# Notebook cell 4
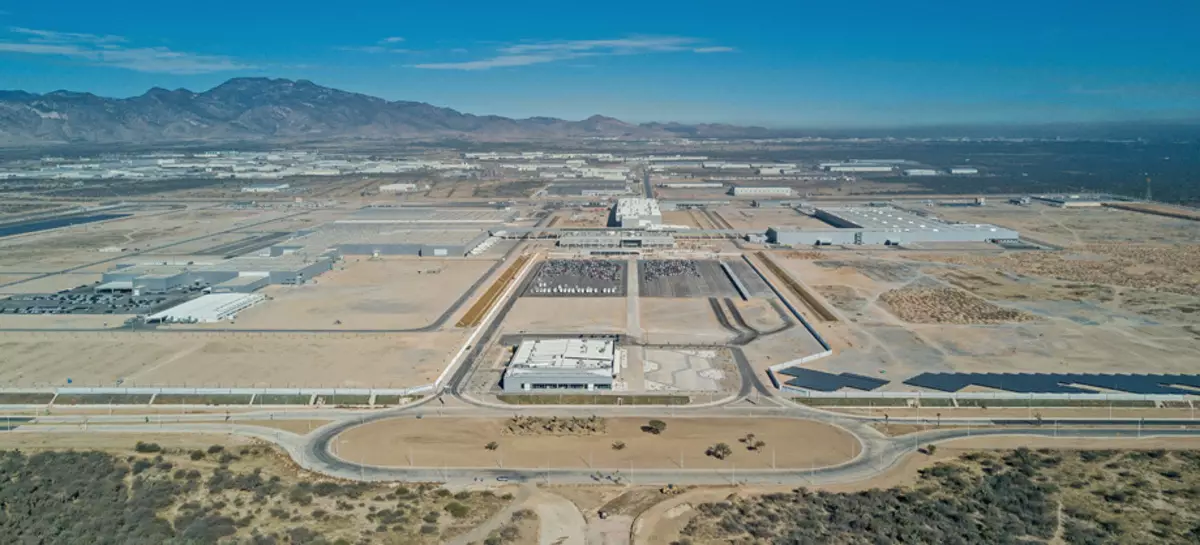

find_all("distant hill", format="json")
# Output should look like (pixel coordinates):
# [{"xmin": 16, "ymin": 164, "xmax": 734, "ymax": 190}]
[{"xmin": 0, "ymin": 78, "xmax": 775, "ymax": 145}]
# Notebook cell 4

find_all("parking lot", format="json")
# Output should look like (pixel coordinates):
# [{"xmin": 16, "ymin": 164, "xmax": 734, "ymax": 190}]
[
  {"xmin": 0, "ymin": 285, "xmax": 200, "ymax": 316},
  {"xmin": 638, "ymin": 260, "xmax": 738, "ymax": 298},
  {"xmin": 523, "ymin": 259, "xmax": 627, "ymax": 297}
]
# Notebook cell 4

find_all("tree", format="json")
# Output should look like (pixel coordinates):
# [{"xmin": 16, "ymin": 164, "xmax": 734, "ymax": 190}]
[
  {"xmin": 752, "ymin": 440, "xmax": 766, "ymax": 452},
  {"xmin": 485, "ymin": 441, "xmax": 499, "ymax": 451},
  {"xmin": 925, "ymin": 444, "xmax": 937, "ymax": 456},
  {"xmin": 645, "ymin": 420, "xmax": 667, "ymax": 435},
  {"xmin": 612, "ymin": 441, "xmax": 626, "ymax": 451},
  {"xmin": 707, "ymin": 443, "xmax": 733, "ymax": 460}
]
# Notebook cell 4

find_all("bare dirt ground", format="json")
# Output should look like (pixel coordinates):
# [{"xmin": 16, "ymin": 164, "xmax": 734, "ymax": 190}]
[
  {"xmin": 660, "ymin": 211, "xmax": 703, "ymax": 229},
  {"xmin": 0, "ymin": 273, "xmax": 101, "ymax": 294},
  {"xmin": 336, "ymin": 417, "xmax": 858, "ymax": 470},
  {"xmin": 640, "ymin": 298, "xmax": 733, "ymax": 345},
  {"xmin": 879, "ymin": 286, "xmax": 1037, "ymax": 324},
  {"xmin": 0, "ymin": 207, "xmax": 286, "ymax": 271},
  {"xmin": 773, "ymin": 245, "xmax": 1200, "ymax": 382},
  {"xmin": 0, "ymin": 432, "xmax": 252, "ymax": 451},
  {"xmin": 936, "ymin": 205, "xmax": 1200, "ymax": 247},
  {"xmin": 0, "ymin": 330, "xmax": 463, "ymax": 387},
  {"xmin": 503, "ymin": 297, "xmax": 627, "ymax": 334},
  {"xmin": 217, "ymin": 258, "xmax": 494, "ymax": 330},
  {"xmin": 0, "ymin": 313, "xmax": 131, "ymax": 329},
  {"xmin": 554, "ymin": 208, "xmax": 610, "ymax": 228},
  {"xmin": 731, "ymin": 298, "xmax": 786, "ymax": 332}
]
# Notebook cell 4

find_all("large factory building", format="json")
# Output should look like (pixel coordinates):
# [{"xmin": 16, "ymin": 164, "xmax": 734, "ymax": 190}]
[
  {"xmin": 502, "ymin": 338, "xmax": 621, "ymax": 392},
  {"xmin": 612, "ymin": 198, "xmax": 662, "ymax": 228},
  {"xmin": 768, "ymin": 206, "xmax": 1019, "ymax": 246}
]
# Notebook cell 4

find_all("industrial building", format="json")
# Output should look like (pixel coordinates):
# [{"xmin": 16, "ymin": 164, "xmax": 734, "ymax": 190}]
[
  {"xmin": 823, "ymin": 164, "xmax": 896, "ymax": 173},
  {"xmin": 1032, "ymin": 194, "xmax": 1125, "ymax": 207},
  {"xmin": 768, "ymin": 206, "xmax": 1019, "ymax": 246},
  {"xmin": 241, "ymin": 183, "xmax": 290, "ymax": 193},
  {"xmin": 100, "ymin": 253, "xmax": 335, "ymax": 294},
  {"xmin": 950, "ymin": 167, "xmax": 979, "ymax": 175},
  {"xmin": 612, "ymin": 198, "xmax": 663, "ymax": 228},
  {"xmin": 659, "ymin": 182, "xmax": 724, "ymax": 189},
  {"xmin": 557, "ymin": 231, "xmax": 675, "ymax": 248},
  {"xmin": 146, "ymin": 293, "xmax": 266, "ymax": 323},
  {"xmin": 379, "ymin": 183, "xmax": 419, "ymax": 193},
  {"xmin": 297, "ymin": 224, "xmax": 493, "ymax": 257},
  {"xmin": 731, "ymin": 186, "xmax": 793, "ymax": 197},
  {"xmin": 502, "ymin": 338, "xmax": 621, "ymax": 392},
  {"xmin": 903, "ymin": 169, "xmax": 940, "ymax": 177}
]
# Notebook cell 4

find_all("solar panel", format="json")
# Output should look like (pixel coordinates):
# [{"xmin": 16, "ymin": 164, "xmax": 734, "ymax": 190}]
[
  {"xmin": 781, "ymin": 368, "xmax": 890, "ymax": 391},
  {"xmin": 903, "ymin": 372, "xmax": 1200, "ymax": 394}
]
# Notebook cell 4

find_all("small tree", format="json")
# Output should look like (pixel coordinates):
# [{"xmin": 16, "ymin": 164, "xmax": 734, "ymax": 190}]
[
  {"xmin": 925, "ymin": 444, "xmax": 937, "ymax": 456},
  {"xmin": 707, "ymin": 443, "xmax": 733, "ymax": 460},
  {"xmin": 752, "ymin": 440, "xmax": 766, "ymax": 452},
  {"xmin": 645, "ymin": 420, "xmax": 667, "ymax": 435},
  {"xmin": 612, "ymin": 441, "xmax": 626, "ymax": 451},
  {"xmin": 485, "ymin": 441, "xmax": 499, "ymax": 451}
]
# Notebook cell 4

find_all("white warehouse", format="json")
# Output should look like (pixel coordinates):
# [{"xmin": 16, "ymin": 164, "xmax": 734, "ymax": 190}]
[
  {"xmin": 731, "ymin": 186, "xmax": 793, "ymax": 197},
  {"xmin": 379, "ymin": 183, "xmax": 419, "ymax": 192},
  {"xmin": 613, "ymin": 198, "xmax": 663, "ymax": 228},
  {"xmin": 502, "ymin": 338, "xmax": 621, "ymax": 392},
  {"xmin": 146, "ymin": 293, "xmax": 266, "ymax": 323},
  {"xmin": 241, "ymin": 183, "xmax": 290, "ymax": 193}
]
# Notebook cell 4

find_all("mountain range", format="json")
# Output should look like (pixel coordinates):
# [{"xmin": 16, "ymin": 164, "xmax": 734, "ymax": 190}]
[{"xmin": 0, "ymin": 78, "xmax": 770, "ymax": 145}]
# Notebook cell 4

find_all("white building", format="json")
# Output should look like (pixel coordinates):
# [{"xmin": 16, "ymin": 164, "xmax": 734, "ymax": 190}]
[
  {"xmin": 241, "ymin": 183, "xmax": 290, "ymax": 193},
  {"xmin": 502, "ymin": 338, "xmax": 620, "ymax": 392},
  {"xmin": 825, "ymin": 164, "xmax": 896, "ymax": 173},
  {"xmin": 660, "ymin": 182, "xmax": 724, "ymax": 189},
  {"xmin": 950, "ymin": 167, "xmax": 979, "ymax": 175},
  {"xmin": 379, "ymin": 183, "xmax": 419, "ymax": 193},
  {"xmin": 614, "ymin": 198, "xmax": 663, "ymax": 228},
  {"xmin": 731, "ymin": 186, "xmax": 793, "ymax": 197},
  {"xmin": 903, "ymin": 169, "xmax": 940, "ymax": 177},
  {"xmin": 146, "ymin": 293, "xmax": 266, "ymax": 323}
]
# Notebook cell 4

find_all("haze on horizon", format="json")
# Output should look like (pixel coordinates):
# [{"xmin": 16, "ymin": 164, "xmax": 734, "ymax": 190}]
[{"xmin": 1, "ymin": 0, "xmax": 1198, "ymax": 128}]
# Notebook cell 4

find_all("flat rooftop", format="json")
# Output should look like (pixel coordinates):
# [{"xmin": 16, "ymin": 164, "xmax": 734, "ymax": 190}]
[
  {"xmin": 510, "ymin": 338, "xmax": 617, "ymax": 371},
  {"xmin": 814, "ymin": 206, "xmax": 1013, "ymax": 234},
  {"xmin": 339, "ymin": 208, "xmax": 514, "ymax": 224}
]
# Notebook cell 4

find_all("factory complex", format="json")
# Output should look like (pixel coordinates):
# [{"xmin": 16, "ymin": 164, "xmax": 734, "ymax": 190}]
[
  {"xmin": 768, "ymin": 205, "xmax": 1019, "ymax": 246},
  {"xmin": 613, "ymin": 198, "xmax": 663, "ymax": 228},
  {"xmin": 502, "ymin": 338, "xmax": 622, "ymax": 392}
]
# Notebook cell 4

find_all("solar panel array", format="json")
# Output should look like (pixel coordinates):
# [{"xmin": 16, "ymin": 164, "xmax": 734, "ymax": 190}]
[
  {"xmin": 904, "ymin": 372, "xmax": 1200, "ymax": 395},
  {"xmin": 778, "ymin": 367, "xmax": 889, "ymax": 392}
]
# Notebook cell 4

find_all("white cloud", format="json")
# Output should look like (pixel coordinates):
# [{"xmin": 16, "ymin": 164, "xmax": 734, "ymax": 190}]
[
  {"xmin": 412, "ymin": 35, "xmax": 733, "ymax": 70},
  {"xmin": 337, "ymin": 45, "xmax": 411, "ymax": 54},
  {"xmin": 380, "ymin": 36, "xmax": 405, "ymax": 44},
  {"xmin": 0, "ymin": 26, "xmax": 252, "ymax": 74}
]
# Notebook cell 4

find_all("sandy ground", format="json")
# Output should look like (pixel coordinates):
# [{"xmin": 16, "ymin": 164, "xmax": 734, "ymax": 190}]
[
  {"xmin": 335, "ymin": 417, "xmax": 858, "ymax": 470},
  {"xmin": 0, "ymin": 208, "xmax": 288, "ymax": 271},
  {"xmin": 503, "ymin": 297, "xmax": 627, "ymax": 334},
  {"xmin": 935, "ymin": 204, "xmax": 1200, "ymax": 247},
  {"xmin": 0, "ymin": 314, "xmax": 132, "ymax": 329},
  {"xmin": 215, "ymin": 258, "xmax": 494, "ymax": 330},
  {"xmin": 0, "ymin": 330, "xmax": 464, "ymax": 387},
  {"xmin": 771, "ymin": 250, "xmax": 1200, "ymax": 383},
  {"xmin": 0, "ymin": 432, "xmax": 252, "ymax": 451},
  {"xmin": 731, "ymin": 298, "xmax": 786, "ymax": 332},
  {"xmin": 0, "ymin": 273, "xmax": 102, "ymax": 294},
  {"xmin": 639, "ymin": 298, "xmax": 733, "ymax": 345}
]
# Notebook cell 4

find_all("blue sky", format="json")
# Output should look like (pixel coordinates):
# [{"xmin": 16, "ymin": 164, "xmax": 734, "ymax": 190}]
[{"xmin": 1, "ymin": 0, "xmax": 1198, "ymax": 127}]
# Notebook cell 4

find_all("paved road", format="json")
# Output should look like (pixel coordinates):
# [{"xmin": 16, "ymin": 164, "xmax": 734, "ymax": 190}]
[{"xmin": 21, "ymin": 400, "xmax": 1200, "ymax": 487}]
